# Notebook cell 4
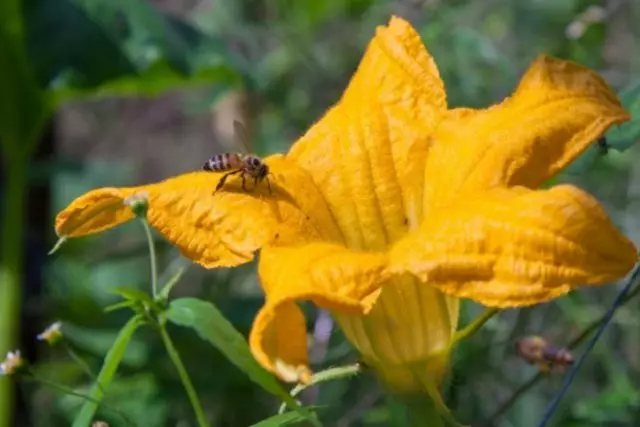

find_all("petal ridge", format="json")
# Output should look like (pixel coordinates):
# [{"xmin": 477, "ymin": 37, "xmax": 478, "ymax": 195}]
[
  {"xmin": 54, "ymin": 156, "xmax": 340, "ymax": 268},
  {"xmin": 423, "ymin": 55, "xmax": 630, "ymax": 213},
  {"xmin": 393, "ymin": 185, "xmax": 638, "ymax": 307},
  {"xmin": 288, "ymin": 16, "xmax": 446, "ymax": 249},
  {"xmin": 250, "ymin": 243, "xmax": 389, "ymax": 380}
]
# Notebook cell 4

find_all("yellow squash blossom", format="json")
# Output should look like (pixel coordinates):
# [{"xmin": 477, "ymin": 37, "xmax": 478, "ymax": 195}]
[{"xmin": 55, "ymin": 16, "xmax": 637, "ymax": 407}]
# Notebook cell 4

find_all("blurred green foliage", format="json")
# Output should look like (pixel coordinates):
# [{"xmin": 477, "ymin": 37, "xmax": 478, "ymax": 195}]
[{"xmin": 1, "ymin": 0, "xmax": 639, "ymax": 426}]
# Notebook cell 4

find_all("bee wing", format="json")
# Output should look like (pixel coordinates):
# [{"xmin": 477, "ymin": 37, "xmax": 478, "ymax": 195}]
[{"xmin": 233, "ymin": 120, "xmax": 252, "ymax": 154}]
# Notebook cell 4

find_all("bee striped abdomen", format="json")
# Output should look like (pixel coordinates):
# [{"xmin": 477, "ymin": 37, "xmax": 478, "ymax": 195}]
[{"xmin": 202, "ymin": 153, "xmax": 241, "ymax": 172}]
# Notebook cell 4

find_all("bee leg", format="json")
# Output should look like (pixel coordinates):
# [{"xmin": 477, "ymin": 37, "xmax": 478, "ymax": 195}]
[
  {"xmin": 214, "ymin": 170, "xmax": 242, "ymax": 194},
  {"xmin": 241, "ymin": 173, "xmax": 248, "ymax": 192},
  {"xmin": 265, "ymin": 176, "xmax": 272, "ymax": 194}
]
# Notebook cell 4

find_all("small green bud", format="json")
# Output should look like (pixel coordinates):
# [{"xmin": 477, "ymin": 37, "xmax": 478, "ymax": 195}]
[{"xmin": 124, "ymin": 192, "xmax": 149, "ymax": 218}]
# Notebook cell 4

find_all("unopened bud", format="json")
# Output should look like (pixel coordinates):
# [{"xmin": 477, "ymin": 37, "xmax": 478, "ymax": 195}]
[
  {"xmin": 516, "ymin": 336, "xmax": 574, "ymax": 373},
  {"xmin": 123, "ymin": 192, "xmax": 149, "ymax": 218}
]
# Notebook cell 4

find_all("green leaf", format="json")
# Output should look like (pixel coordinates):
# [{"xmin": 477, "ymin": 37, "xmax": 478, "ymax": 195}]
[
  {"xmin": 165, "ymin": 298, "xmax": 285, "ymax": 395},
  {"xmin": 24, "ymin": 0, "xmax": 244, "ymax": 105},
  {"xmin": 72, "ymin": 315, "xmax": 144, "ymax": 427},
  {"xmin": 158, "ymin": 265, "xmax": 187, "ymax": 301},
  {"xmin": 104, "ymin": 300, "xmax": 137, "ymax": 313},
  {"xmin": 166, "ymin": 298, "xmax": 319, "ymax": 426},
  {"xmin": 606, "ymin": 81, "xmax": 640, "ymax": 151},
  {"xmin": 109, "ymin": 286, "xmax": 153, "ymax": 304},
  {"xmin": 249, "ymin": 411, "xmax": 316, "ymax": 427}
]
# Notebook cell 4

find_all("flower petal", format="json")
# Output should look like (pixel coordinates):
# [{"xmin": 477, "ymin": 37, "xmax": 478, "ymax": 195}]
[
  {"xmin": 423, "ymin": 55, "xmax": 630, "ymax": 213},
  {"xmin": 392, "ymin": 185, "xmax": 638, "ymax": 307},
  {"xmin": 288, "ymin": 16, "xmax": 446, "ymax": 250},
  {"xmin": 55, "ymin": 155, "xmax": 342, "ymax": 268},
  {"xmin": 249, "ymin": 243, "xmax": 388, "ymax": 381}
]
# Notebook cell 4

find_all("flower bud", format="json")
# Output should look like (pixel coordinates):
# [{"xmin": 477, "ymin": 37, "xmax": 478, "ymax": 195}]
[
  {"xmin": 0, "ymin": 350, "xmax": 25, "ymax": 376},
  {"xmin": 124, "ymin": 192, "xmax": 149, "ymax": 218},
  {"xmin": 516, "ymin": 336, "xmax": 574, "ymax": 373},
  {"xmin": 37, "ymin": 321, "xmax": 63, "ymax": 345}
]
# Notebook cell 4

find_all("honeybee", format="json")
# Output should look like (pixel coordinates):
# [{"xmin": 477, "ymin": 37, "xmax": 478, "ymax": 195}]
[
  {"xmin": 516, "ymin": 336, "xmax": 574, "ymax": 373},
  {"xmin": 203, "ymin": 120, "xmax": 272, "ymax": 194}
]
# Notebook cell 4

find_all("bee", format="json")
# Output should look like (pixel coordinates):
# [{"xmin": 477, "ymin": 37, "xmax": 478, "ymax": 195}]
[
  {"xmin": 516, "ymin": 336, "xmax": 574, "ymax": 373},
  {"xmin": 203, "ymin": 120, "xmax": 272, "ymax": 194}
]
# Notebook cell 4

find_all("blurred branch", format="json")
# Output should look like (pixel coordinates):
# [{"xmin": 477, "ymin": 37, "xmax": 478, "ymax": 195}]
[
  {"xmin": 302, "ymin": 310, "xmax": 334, "ymax": 406},
  {"xmin": 23, "ymin": 373, "xmax": 134, "ymax": 426},
  {"xmin": 482, "ymin": 266, "xmax": 640, "ymax": 427},
  {"xmin": 336, "ymin": 390, "xmax": 382, "ymax": 427},
  {"xmin": 536, "ymin": 264, "xmax": 640, "ymax": 426}
]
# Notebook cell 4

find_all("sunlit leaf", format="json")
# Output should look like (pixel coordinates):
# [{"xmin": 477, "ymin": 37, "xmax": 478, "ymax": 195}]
[
  {"xmin": 166, "ymin": 299, "xmax": 288, "ymax": 395},
  {"xmin": 165, "ymin": 298, "xmax": 319, "ymax": 425}
]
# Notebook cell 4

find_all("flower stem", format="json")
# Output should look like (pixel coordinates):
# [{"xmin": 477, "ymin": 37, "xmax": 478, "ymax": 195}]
[
  {"xmin": 140, "ymin": 219, "xmax": 158, "ymax": 299},
  {"xmin": 159, "ymin": 324, "xmax": 209, "ymax": 427},
  {"xmin": 401, "ymin": 395, "xmax": 445, "ymax": 427},
  {"xmin": 453, "ymin": 308, "xmax": 499, "ymax": 344}
]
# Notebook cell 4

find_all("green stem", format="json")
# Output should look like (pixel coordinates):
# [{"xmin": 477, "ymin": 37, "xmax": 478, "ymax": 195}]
[
  {"xmin": 0, "ymin": 162, "xmax": 28, "ymax": 427},
  {"xmin": 159, "ymin": 324, "xmax": 209, "ymax": 427},
  {"xmin": 278, "ymin": 363, "xmax": 361, "ymax": 414},
  {"xmin": 26, "ymin": 372, "xmax": 102, "ymax": 406},
  {"xmin": 140, "ymin": 219, "xmax": 158, "ymax": 299},
  {"xmin": 453, "ymin": 308, "xmax": 499, "ymax": 344},
  {"xmin": 72, "ymin": 315, "xmax": 143, "ymax": 427},
  {"xmin": 401, "ymin": 395, "xmax": 446, "ymax": 427}
]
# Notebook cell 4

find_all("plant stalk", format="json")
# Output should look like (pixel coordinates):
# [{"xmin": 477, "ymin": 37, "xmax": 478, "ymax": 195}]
[
  {"xmin": 453, "ymin": 308, "xmax": 499, "ymax": 344},
  {"xmin": 401, "ymin": 395, "xmax": 446, "ymax": 427},
  {"xmin": 159, "ymin": 325, "xmax": 209, "ymax": 427},
  {"xmin": 0, "ymin": 162, "xmax": 28, "ymax": 427},
  {"xmin": 140, "ymin": 219, "xmax": 158, "ymax": 299}
]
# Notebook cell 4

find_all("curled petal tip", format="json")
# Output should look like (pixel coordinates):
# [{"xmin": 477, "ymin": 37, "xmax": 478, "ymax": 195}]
[
  {"xmin": 48, "ymin": 237, "xmax": 67, "ymax": 255},
  {"xmin": 275, "ymin": 359, "xmax": 312, "ymax": 384}
]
